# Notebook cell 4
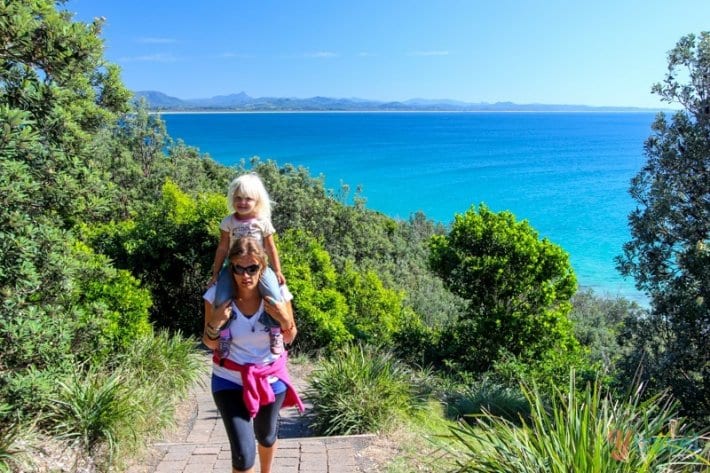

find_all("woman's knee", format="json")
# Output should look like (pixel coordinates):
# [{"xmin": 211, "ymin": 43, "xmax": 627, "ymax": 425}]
[
  {"xmin": 231, "ymin": 451, "xmax": 255, "ymax": 471},
  {"xmin": 253, "ymin": 393, "xmax": 284, "ymax": 447},
  {"xmin": 254, "ymin": 422, "xmax": 278, "ymax": 447}
]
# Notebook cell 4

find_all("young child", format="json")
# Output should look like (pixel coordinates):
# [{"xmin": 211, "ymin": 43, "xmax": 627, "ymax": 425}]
[{"xmin": 209, "ymin": 172, "xmax": 287, "ymax": 354}]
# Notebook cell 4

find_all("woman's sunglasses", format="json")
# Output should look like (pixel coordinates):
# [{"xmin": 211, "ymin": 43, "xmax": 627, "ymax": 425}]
[{"xmin": 231, "ymin": 263, "xmax": 261, "ymax": 276}]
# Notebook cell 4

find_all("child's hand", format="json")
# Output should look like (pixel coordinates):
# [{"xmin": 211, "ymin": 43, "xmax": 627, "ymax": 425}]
[{"xmin": 275, "ymin": 270, "xmax": 286, "ymax": 285}]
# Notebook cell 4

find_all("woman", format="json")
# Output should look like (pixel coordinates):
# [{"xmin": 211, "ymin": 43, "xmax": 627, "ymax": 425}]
[{"xmin": 203, "ymin": 236, "xmax": 304, "ymax": 473}]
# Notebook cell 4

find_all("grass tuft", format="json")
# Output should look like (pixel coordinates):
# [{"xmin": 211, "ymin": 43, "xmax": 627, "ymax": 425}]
[
  {"xmin": 48, "ymin": 368, "xmax": 135, "ymax": 464},
  {"xmin": 306, "ymin": 344, "xmax": 425, "ymax": 436},
  {"xmin": 445, "ymin": 373, "xmax": 709, "ymax": 472}
]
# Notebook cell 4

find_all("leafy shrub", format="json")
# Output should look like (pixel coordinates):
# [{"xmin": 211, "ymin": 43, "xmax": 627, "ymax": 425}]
[
  {"xmin": 82, "ymin": 181, "xmax": 225, "ymax": 334},
  {"xmin": 279, "ymin": 229, "xmax": 352, "ymax": 353},
  {"xmin": 72, "ymin": 241, "xmax": 152, "ymax": 360},
  {"xmin": 491, "ymin": 345, "xmax": 597, "ymax": 396},
  {"xmin": 429, "ymin": 204, "xmax": 584, "ymax": 388},
  {"xmin": 569, "ymin": 289, "xmax": 643, "ymax": 376},
  {"xmin": 306, "ymin": 344, "xmax": 424, "ymax": 435},
  {"xmin": 337, "ymin": 261, "xmax": 405, "ymax": 346},
  {"xmin": 446, "ymin": 374, "xmax": 709, "ymax": 472},
  {"xmin": 391, "ymin": 313, "xmax": 440, "ymax": 367}
]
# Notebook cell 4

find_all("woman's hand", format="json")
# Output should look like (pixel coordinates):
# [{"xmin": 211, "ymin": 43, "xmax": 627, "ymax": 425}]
[
  {"xmin": 203, "ymin": 299, "xmax": 232, "ymax": 348},
  {"xmin": 212, "ymin": 299, "xmax": 232, "ymax": 326},
  {"xmin": 264, "ymin": 296, "xmax": 297, "ymax": 344},
  {"xmin": 263, "ymin": 296, "xmax": 287, "ymax": 322}
]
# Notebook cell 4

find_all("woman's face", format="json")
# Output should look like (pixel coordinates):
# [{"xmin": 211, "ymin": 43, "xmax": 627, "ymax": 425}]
[{"xmin": 230, "ymin": 255, "xmax": 262, "ymax": 291}]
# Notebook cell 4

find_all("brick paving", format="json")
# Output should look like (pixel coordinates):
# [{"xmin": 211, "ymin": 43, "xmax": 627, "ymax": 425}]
[{"xmin": 129, "ymin": 355, "xmax": 374, "ymax": 473}]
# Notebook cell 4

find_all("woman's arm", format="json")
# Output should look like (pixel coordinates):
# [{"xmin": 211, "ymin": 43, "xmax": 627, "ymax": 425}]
[
  {"xmin": 264, "ymin": 297, "xmax": 297, "ymax": 344},
  {"xmin": 202, "ymin": 299, "xmax": 232, "ymax": 349},
  {"xmin": 263, "ymin": 234, "xmax": 285, "ymax": 284},
  {"xmin": 208, "ymin": 230, "xmax": 230, "ymax": 286}
]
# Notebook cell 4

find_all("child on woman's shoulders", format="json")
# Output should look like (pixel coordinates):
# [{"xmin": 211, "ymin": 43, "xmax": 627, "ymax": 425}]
[{"xmin": 208, "ymin": 172, "xmax": 286, "ymax": 354}]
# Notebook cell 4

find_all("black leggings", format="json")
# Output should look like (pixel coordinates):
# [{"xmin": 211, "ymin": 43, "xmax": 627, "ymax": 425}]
[{"xmin": 212, "ymin": 388, "xmax": 285, "ymax": 471}]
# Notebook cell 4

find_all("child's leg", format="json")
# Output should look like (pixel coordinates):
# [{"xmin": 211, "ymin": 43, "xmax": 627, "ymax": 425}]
[
  {"xmin": 214, "ymin": 265, "xmax": 234, "ymax": 308},
  {"xmin": 258, "ymin": 267, "xmax": 282, "ymax": 328}
]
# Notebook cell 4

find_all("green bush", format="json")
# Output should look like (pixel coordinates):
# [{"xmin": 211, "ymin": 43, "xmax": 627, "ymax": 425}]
[
  {"xmin": 115, "ymin": 330, "xmax": 205, "ymax": 404},
  {"xmin": 72, "ymin": 241, "xmax": 152, "ymax": 360},
  {"xmin": 279, "ymin": 229, "xmax": 352, "ymax": 353},
  {"xmin": 448, "ymin": 378, "xmax": 530, "ymax": 425},
  {"xmin": 391, "ymin": 313, "xmax": 440, "ymax": 367},
  {"xmin": 82, "ymin": 181, "xmax": 225, "ymax": 334},
  {"xmin": 337, "ymin": 261, "xmax": 405, "ymax": 346},
  {"xmin": 446, "ymin": 374, "xmax": 709, "ymax": 472},
  {"xmin": 108, "ymin": 331, "xmax": 206, "ymax": 450},
  {"xmin": 306, "ymin": 344, "xmax": 425, "ymax": 435},
  {"xmin": 429, "ymin": 204, "xmax": 584, "ymax": 388},
  {"xmin": 569, "ymin": 289, "xmax": 642, "ymax": 376},
  {"xmin": 47, "ymin": 368, "xmax": 136, "ymax": 464}
]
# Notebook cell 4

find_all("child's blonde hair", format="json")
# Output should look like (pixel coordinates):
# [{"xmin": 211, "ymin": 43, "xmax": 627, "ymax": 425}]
[{"xmin": 226, "ymin": 172, "xmax": 272, "ymax": 220}]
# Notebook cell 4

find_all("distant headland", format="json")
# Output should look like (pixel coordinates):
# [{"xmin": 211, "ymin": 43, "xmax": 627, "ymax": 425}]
[{"xmin": 134, "ymin": 90, "xmax": 664, "ymax": 113}]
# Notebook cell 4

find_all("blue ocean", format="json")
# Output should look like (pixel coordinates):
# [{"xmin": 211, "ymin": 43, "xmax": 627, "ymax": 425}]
[{"xmin": 162, "ymin": 111, "xmax": 657, "ymax": 302}]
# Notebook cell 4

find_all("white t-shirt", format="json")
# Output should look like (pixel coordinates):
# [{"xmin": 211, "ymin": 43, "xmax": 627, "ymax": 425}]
[
  {"xmin": 203, "ymin": 284, "xmax": 292, "ymax": 385},
  {"xmin": 219, "ymin": 215, "xmax": 275, "ymax": 249}
]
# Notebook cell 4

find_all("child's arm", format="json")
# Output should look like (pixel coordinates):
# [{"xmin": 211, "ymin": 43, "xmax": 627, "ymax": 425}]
[
  {"xmin": 208, "ymin": 230, "xmax": 230, "ymax": 286},
  {"xmin": 263, "ymin": 233, "xmax": 286, "ymax": 284}
]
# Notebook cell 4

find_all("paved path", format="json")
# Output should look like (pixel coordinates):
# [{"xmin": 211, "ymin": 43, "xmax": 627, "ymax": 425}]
[{"xmin": 130, "ymin": 355, "xmax": 374, "ymax": 473}]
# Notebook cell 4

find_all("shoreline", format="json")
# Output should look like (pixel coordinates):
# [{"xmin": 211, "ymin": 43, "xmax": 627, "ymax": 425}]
[{"xmin": 150, "ymin": 109, "xmax": 662, "ymax": 115}]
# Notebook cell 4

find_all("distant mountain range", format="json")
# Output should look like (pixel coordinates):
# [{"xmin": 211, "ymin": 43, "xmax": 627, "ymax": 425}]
[{"xmin": 133, "ymin": 90, "xmax": 660, "ymax": 112}]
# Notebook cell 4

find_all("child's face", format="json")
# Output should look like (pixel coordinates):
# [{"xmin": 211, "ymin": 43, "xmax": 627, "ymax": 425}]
[{"xmin": 233, "ymin": 193, "xmax": 257, "ymax": 216}]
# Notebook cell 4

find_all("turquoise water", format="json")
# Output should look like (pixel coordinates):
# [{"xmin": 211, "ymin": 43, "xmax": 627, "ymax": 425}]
[{"xmin": 162, "ymin": 111, "xmax": 656, "ymax": 302}]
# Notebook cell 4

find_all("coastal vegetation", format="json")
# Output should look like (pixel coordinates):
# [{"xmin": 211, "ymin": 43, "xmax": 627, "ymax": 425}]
[{"xmin": 0, "ymin": 1, "xmax": 707, "ymax": 471}]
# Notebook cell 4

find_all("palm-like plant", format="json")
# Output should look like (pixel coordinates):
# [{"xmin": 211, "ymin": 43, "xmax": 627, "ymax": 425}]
[
  {"xmin": 447, "ymin": 374, "xmax": 709, "ymax": 472},
  {"xmin": 307, "ymin": 344, "xmax": 424, "ymax": 435},
  {"xmin": 48, "ymin": 369, "xmax": 135, "ymax": 463},
  {"xmin": 0, "ymin": 413, "xmax": 22, "ymax": 473}
]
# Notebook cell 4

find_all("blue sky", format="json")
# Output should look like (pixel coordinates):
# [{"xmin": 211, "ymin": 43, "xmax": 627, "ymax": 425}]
[{"xmin": 68, "ymin": 0, "xmax": 709, "ymax": 108}]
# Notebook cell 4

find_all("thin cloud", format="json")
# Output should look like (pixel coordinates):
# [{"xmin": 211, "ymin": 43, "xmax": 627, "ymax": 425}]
[
  {"xmin": 357, "ymin": 52, "xmax": 377, "ymax": 57},
  {"xmin": 408, "ymin": 50, "xmax": 450, "ymax": 56},
  {"xmin": 219, "ymin": 52, "xmax": 252, "ymax": 59},
  {"xmin": 119, "ymin": 53, "xmax": 179, "ymax": 63},
  {"xmin": 304, "ymin": 51, "xmax": 339, "ymax": 58},
  {"xmin": 136, "ymin": 37, "xmax": 177, "ymax": 44}
]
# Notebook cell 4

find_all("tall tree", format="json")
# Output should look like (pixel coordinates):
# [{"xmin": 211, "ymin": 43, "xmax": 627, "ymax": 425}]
[
  {"xmin": 617, "ymin": 32, "xmax": 709, "ymax": 422},
  {"xmin": 429, "ymin": 204, "xmax": 581, "ymax": 385},
  {"xmin": 0, "ymin": 0, "xmax": 140, "ymax": 418},
  {"xmin": 0, "ymin": 0, "xmax": 131, "ymax": 225}
]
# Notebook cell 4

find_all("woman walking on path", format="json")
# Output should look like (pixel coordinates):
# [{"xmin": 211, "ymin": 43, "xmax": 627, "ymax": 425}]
[{"xmin": 203, "ymin": 236, "xmax": 304, "ymax": 473}]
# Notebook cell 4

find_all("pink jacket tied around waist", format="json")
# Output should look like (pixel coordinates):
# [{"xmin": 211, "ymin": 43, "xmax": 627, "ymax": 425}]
[{"xmin": 213, "ymin": 351, "xmax": 305, "ymax": 418}]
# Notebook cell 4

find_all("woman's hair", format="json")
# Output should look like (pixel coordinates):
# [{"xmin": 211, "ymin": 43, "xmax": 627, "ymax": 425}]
[
  {"xmin": 226, "ymin": 172, "xmax": 273, "ymax": 220},
  {"xmin": 228, "ymin": 236, "xmax": 269, "ymax": 268}
]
